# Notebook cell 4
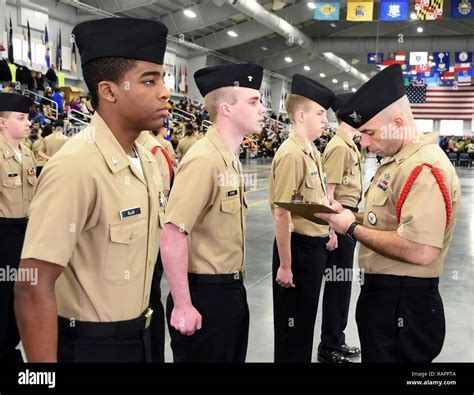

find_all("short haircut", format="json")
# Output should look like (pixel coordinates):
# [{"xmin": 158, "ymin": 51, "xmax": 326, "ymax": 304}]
[
  {"xmin": 203, "ymin": 87, "xmax": 237, "ymax": 122},
  {"xmin": 285, "ymin": 94, "xmax": 313, "ymax": 123},
  {"xmin": 0, "ymin": 111, "xmax": 11, "ymax": 119},
  {"xmin": 82, "ymin": 57, "xmax": 137, "ymax": 109}
]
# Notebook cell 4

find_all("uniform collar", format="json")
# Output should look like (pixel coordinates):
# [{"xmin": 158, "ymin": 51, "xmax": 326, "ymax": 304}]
[
  {"xmin": 206, "ymin": 126, "xmax": 235, "ymax": 167},
  {"xmin": 91, "ymin": 112, "xmax": 144, "ymax": 175},
  {"xmin": 0, "ymin": 133, "xmax": 28, "ymax": 159},
  {"xmin": 391, "ymin": 132, "xmax": 439, "ymax": 165},
  {"xmin": 335, "ymin": 127, "xmax": 357, "ymax": 149},
  {"xmin": 290, "ymin": 131, "xmax": 314, "ymax": 156}
]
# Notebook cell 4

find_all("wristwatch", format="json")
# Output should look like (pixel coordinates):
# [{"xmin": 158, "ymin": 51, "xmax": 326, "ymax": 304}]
[{"xmin": 346, "ymin": 221, "xmax": 362, "ymax": 242}]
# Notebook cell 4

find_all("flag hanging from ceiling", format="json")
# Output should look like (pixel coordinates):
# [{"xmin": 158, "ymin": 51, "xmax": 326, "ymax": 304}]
[
  {"xmin": 367, "ymin": 52, "xmax": 383, "ymax": 64},
  {"xmin": 380, "ymin": 0, "xmax": 408, "ymax": 21},
  {"xmin": 8, "ymin": 17, "xmax": 14, "ymax": 63},
  {"xmin": 454, "ymin": 51, "xmax": 473, "ymax": 64},
  {"xmin": 44, "ymin": 25, "xmax": 51, "ymax": 68},
  {"xmin": 347, "ymin": 0, "xmax": 374, "ymax": 21},
  {"xmin": 71, "ymin": 42, "xmax": 77, "ymax": 74},
  {"xmin": 456, "ymin": 68, "xmax": 472, "ymax": 86},
  {"xmin": 56, "ymin": 29, "xmax": 62, "ymax": 71},
  {"xmin": 409, "ymin": 51, "xmax": 428, "ymax": 65},
  {"xmin": 433, "ymin": 52, "xmax": 450, "ymax": 73},
  {"xmin": 408, "ymin": 85, "xmax": 474, "ymax": 120},
  {"xmin": 415, "ymin": 0, "xmax": 444, "ymax": 20},
  {"xmin": 314, "ymin": 1, "xmax": 340, "ymax": 20},
  {"xmin": 27, "ymin": 20, "xmax": 32, "ymax": 64},
  {"xmin": 451, "ymin": 0, "xmax": 474, "ymax": 18}
]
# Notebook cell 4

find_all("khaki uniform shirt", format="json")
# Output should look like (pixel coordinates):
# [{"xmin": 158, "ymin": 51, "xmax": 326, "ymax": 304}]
[
  {"xmin": 359, "ymin": 133, "xmax": 460, "ymax": 278},
  {"xmin": 43, "ymin": 132, "xmax": 69, "ymax": 157},
  {"xmin": 177, "ymin": 135, "xmax": 198, "ymax": 159},
  {"xmin": 269, "ymin": 133, "xmax": 329, "ymax": 237},
  {"xmin": 0, "ymin": 134, "xmax": 37, "ymax": 218},
  {"xmin": 21, "ymin": 113, "xmax": 165, "ymax": 322},
  {"xmin": 32, "ymin": 138, "xmax": 46, "ymax": 167},
  {"xmin": 137, "ymin": 131, "xmax": 171, "ymax": 194},
  {"xmin": 322, "ymin": 128, "xmax": 362, "ymax": 208},
  {"xmin": 164, "ymin": 126, "xmax": 247, "ymax": 274},
  {"xmin": 156, "ymin": 135, "xmax": 176, "ymax": 158}
]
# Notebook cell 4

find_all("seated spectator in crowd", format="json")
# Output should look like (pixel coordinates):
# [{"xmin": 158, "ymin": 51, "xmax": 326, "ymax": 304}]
[
  {"xmin": 70, "ymin": 96, "xmax": 82, "ymax": 113},
  {"xmin": 42, "ymin": 102, "xmax": 58, "ymax": 124},
  {"xmin": 446, "ymin": 135, "xmax": 457, "ymax": 153},
  {"xmin": 35, "ymin": 72, "xmax": 45, "ymax": 95},
  {"xmin": 176, "ymin": 122, "xmax": 198, "ymax": 161},
  {"xmin": 52, "ymin": 88, "xmax": 64, "ymax": 114},
  {"xmin": 466, "ymin": 139, "xmax": 474, "ymax": 160}
]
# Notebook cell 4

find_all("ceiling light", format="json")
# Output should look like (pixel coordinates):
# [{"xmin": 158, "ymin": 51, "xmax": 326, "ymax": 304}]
[
  {"xmin": 227, "ymin": 30, "xmax": 238, "ymax": 38},
  {"xmin": 284, "ymin": 56, "xmax": 293, "ymax": 63},
  {"xmin": 352, "ymin": 87, "xmax": 357, "ymax": 92},
  {"xmin": 410, "ymin": 12, "xmax": 417, "ymax": 20},
  {"xmin": 261, "ymin": 46, "xmax": 269, "ymax": 51},
  {"xmin": 304, "ymin": 65, "xmax": 311, "ymax": 71},
  {"xmin": 417, "ymin": 26, "xmax": 423, "ymax": 33},
  {"xmin": 332, "ymin": 78, "xmax": 338, "ymax": 83},
  {"xmin": 330, "ymin": 23, "xmax": 337, "ymax": 28},
  {"xmin": 307, "ymin": 2, "xmax": 316, "ymax": 9},
  {"xmin": 429, "ymin": 55, "xmax": 433, "ymax": 60},
  {"xmin": 320, "ymin": 72, "xmax": 326, "ymax": 78},
  {"xmin": 183, "ymin": 9, "xmax": 197, "ymax": 18}
]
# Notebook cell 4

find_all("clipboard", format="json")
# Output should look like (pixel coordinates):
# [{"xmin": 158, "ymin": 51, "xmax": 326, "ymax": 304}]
[{"xmin": 274, "ymin": 201, "xmax": 337, "ymax": 225}]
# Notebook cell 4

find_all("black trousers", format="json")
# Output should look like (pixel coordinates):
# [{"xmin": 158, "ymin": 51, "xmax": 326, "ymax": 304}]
[
  {"xmin": 57, "ymin": 314, "xmax": 152, "ymax": 363},
  {"xmin": 320, "ymin": 233, "xmax": 357, "ymax": 351},
  {"xmin": 149, "ymin": 252, "xmax": 165, "ymax": 362},
  {"xmin": 356, "ymin": 274, "xmax": 445, "ymax": 362},
  {"xmin": 272, "ymin": 233, "xmax": 329, "ymax": 362},
  {"xmin": 0, "ymin": 218, "xmax": 27, "ymax": 363},
  {"xmin": 166, "ymin": 274, "xmax": 249, "ymax": 363}
]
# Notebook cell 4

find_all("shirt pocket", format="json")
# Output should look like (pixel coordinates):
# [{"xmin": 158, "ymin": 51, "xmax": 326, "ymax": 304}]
[
  {"xmin": 104, "ymin": 217, "xmax": 148, "ymax": 284},
  {"xmin": 27, "ymin": 175, "xmax": 37, "ymax": 186},
  {"xmin": 2, "ymin": 177, "xmax": 22, "ymax": 188},
  {"xmin": 216, "ymin": 196, "xmax": 241, "ymax": 240},
  {"xmin": 304, "ymin": 172, "xmax": 320, "ymax": 202}
]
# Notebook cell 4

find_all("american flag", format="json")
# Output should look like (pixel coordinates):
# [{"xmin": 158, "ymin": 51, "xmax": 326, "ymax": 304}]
[{"xmin": 406, "ymin": 85, "xmax": 474, "ymax": 121}]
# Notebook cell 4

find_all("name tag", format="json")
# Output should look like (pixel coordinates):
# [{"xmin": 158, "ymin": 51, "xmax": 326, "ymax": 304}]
[
  {"xmin": 119, "ymin": 207, "xmax": 142, "ymax": 220},
  {"xmin": 8, "ymin": 173, "xmax": 18, "ymax": 177},
  {"xmin": 227, "ymin": 190, "xmax": 238, "ymax": 197}
]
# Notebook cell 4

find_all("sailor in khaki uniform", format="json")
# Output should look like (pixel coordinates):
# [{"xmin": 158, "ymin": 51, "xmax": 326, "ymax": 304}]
[
  {"xmin": 269, "ymin": 74, "xmax": 336, "ymax": 362},
  {"xmin": 318, "ymin": 93, "xmax": 362, "ymax": 362},
  {"xmin": 0, "ymin": 93, "xmax": 35, "ymax": 362},
  {"xmin": 39, "ymin": 128, "xmax": 70, "ymax": 160},
  {"xmin": 136, "ymin": 130, "xmax": 174, "ymax": 363},
  {"xmin": 176, "ymin": 124, "xmax": 198, "ymax": 161},
  {"xmin": 155, "ymin": 126, "xmax": 177, "ymax": 161},
  {"xmin": 160, "ymin": 63, "xmax": 265, "ymax": 362},
  {"xmin": 14, "ymin": 17, "xmax": 170, "ymax": 363},
  {"xmin": 318, "ymin": 64, "xmax": 460, "ymax": 362}
]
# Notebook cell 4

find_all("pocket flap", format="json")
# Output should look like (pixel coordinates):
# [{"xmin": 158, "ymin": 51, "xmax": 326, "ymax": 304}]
[
  {"xmin": 110, "ymin": 218, "xmax": 147, "ymax": 244},
  {"xmin": 305, "ymin": 175, "xmax": 318, "ymax": 189},
  {"xmin": 2, "ymin": 178, "xmax": 21, "ymax": 188},
  {"xmin": 221, "ymin": 198, "xmax": 240, "ymax": 214},
  {"xmin": 372, "ymin": 193, "xmax": 388, "ymax": 206}
]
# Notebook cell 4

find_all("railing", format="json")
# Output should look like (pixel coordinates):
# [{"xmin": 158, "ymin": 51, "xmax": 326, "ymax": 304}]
[
  {"xmin": 171, "ymin": 107, "xmax": 196, "ymax": 122},
  {"xmin": 69, "ymin": 108, "xmax": 92, "ymax": 121},
  {"xmin": 23, "ymin": 89, "xmax": 59, "ymax": 117},
  {"xmin": 202, "ymin": 120, "xmax": 213, "ymax": 131}
]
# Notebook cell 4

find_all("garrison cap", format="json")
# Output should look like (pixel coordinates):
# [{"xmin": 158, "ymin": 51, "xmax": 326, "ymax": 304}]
[
  {"xmin": 72, "ymin": 18, "xmax": 168, "ymax": 66},
  {"xmin": 291, "ymin": 74, "xmax": 335, "ymax": 110},
  {"xmin": 194, "ymin": 63, "xmax": 263, "ymax": 97},
  {"xmin": 0, "ymin": 93, "xmax": 33, "ymax": 113},
  {"xmin": 338, "ymin": 64, "xmax": 406, "ymax": 128}
]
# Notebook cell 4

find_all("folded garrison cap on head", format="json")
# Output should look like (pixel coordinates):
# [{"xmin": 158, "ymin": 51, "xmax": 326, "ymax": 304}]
[
  {"xmin": 290, "ymin": 74, "xmax": 335, "ymax": 110},
  {"xmin": 332, "ymin": 93, "xmax": 353, "ymax": 113},
  {"xmin": 194, "ymin": 63, "xmax": 263, "ymax": 97},
  {"xmin": 0, "ymin": 93, "xmax": 33, "ymax": 113},
  {"xmin": 338, "ymin": 64, "xmax": 406, "ymax": 128},
  {"xmin": 72, "ymin": 18, "xmax": 169, "ymax": 66}
]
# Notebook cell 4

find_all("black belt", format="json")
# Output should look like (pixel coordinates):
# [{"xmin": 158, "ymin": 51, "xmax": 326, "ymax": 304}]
[
  {"xmin": 342, "ymin": 205, "xmax": 359, "ymax": 213},
  {"xmin": 362, "ymin": 273, "xmax": 439, "ymax": 289},
  {"xmin": 0, "ymin": 217, "xmax": 28, "ymax": 225},
  {"xmin": 292, "ymin": 232, "xmax": 329, "ymax": 246},
  {"xmin": 188, "ymin": 271, "xmax": 245, "ymax": 284},
  {"xmin": 58, "ymin": 308, "xmax": 153, "ymax": 339}
]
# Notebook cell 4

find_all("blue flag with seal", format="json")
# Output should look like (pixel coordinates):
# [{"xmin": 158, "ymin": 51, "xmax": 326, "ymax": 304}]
[
  {"xmin": 451, "ymin": 0, "xmax": 474, "ymax": 18},
  {"xmin": 454, "ymin": 51, "xmax": 472, "ymax": 64},
  {"xmin": 314, "ymin": 1, "xmax": 340, "ymax": 20},
  {"xmin": 380, "ymin": 0, "xmax": 408, "ymax": 21},
  {"xmin": 433, "ymin": 52, "xmax": 450, "ymax": 73},
  {"xmin": 367, "ymin": 52, "xmax": 383, "ymax": 64}
]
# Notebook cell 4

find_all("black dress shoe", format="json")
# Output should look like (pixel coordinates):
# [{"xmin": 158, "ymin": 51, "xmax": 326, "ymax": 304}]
[
  {"xmin": 317, "ymin": 347, "xmax": 352, "ymax": 363},
  {"xmin": 341, "ymin": 344, "xmax": 361, "ymax": 358}
]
